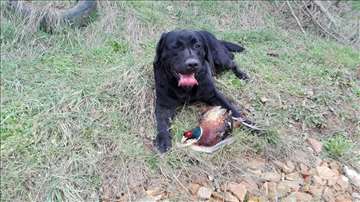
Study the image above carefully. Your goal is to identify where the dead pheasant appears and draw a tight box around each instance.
[178,106,263,153]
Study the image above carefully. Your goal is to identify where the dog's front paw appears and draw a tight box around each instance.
[155,132,172,153]
[238,72,250,81]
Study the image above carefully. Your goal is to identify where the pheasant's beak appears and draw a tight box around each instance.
[181,136,187,143]
[180,136,198,146]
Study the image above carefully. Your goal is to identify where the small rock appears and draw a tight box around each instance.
[336,175,349,190]
[285,180,301,192]
[211,192,223,200]
[302,183,310,193]
[332,167,340,177]
[322,187,335,202]
[247,196,261,202]
[145,188,164,201]
[352,192,360,200]
[212,192,239,202]
[291,149,310,165]
[305,89,314,97]
[189,183,201,195]
[286,161,296,172]
[308,185,324,198]
[313,175,326,185]
[220,183,228,192]
[320,161,329,167]
[261,182,277,199]
[224,192,240,202]
[260,96,268,103]
[248,169,262,176]
[315,157,323,167]
[208,175,214,181]
[286,172,303,182]
[308,168,317,176]
[191,175,209,186]
[283,193,296,201]
[246,158,266,170]
[241,178,260,194]
[197,186,213,200]
[327,176,339,186]
[209,198,222,202]
[307,138,322,154]
[332,184,342,192]
[166,5,173,11]
[335,193,352,202]
[284,192,313,202]
[295,192,313,201]
[261,172,281,182]
[329,161,341,171]
[137,196,157,202]
[316,165,336,180]
[299,163,310,175]
[276,181,292,197]
[273,160,286,170]
[228,182,247,202]
[273,160,294,174]
[343,165,360,189]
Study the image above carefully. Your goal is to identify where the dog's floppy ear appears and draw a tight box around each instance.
[154,32,168,66]
[197,31,214,68]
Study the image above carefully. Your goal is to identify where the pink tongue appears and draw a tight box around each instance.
[178,73,198,87]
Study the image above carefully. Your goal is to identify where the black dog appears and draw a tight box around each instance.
[154,30,249,153]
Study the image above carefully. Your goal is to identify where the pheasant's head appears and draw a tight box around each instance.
[181,127,202,145]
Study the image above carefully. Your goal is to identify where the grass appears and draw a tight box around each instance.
[1,1,359,201]
[324,134,354,158]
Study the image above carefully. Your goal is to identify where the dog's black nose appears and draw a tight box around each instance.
[185,58,200,71]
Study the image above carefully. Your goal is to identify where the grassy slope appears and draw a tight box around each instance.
[1,1,359,201]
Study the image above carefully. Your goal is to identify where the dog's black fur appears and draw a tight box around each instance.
[154,30,249,153]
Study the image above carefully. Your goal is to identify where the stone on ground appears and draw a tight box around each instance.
[197,186,213,200]
[316,165,337,180]
[212,192,239,202]
[284,192,313,201]
[273,160,295,174]
[308,185,324,198]
[189,183,201,195]
[227,182,248,202]
[261,172,281,182]
[306,137,323,154]
[322,187,335,202]
[343,165,360,189]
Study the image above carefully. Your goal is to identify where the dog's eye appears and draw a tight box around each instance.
[171,44,179,49]
[194,43,201,49]
[170,42,182,49]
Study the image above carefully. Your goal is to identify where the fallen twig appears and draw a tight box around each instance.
[313,1,338,28]
[302,1,346,43]
[286,1,307,37]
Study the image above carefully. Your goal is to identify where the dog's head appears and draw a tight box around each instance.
[154,30,212,88]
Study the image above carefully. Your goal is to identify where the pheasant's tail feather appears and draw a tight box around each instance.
[232,116,265,132]
[189,137,235,153]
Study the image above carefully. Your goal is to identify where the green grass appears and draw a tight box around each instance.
[1,1,360,201]
[324,134,354,158]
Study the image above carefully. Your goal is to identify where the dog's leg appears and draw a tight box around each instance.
[205,90,263,132]
[155,104,176,153]
[229,61,249,80]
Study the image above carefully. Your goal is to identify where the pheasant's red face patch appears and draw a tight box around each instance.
[183,131,193,138]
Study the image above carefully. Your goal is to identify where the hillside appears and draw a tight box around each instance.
[1,1,359,201]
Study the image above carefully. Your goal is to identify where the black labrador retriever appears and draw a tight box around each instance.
[154,29,249,153]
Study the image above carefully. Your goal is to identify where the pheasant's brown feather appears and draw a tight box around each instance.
[196,106,233,146]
